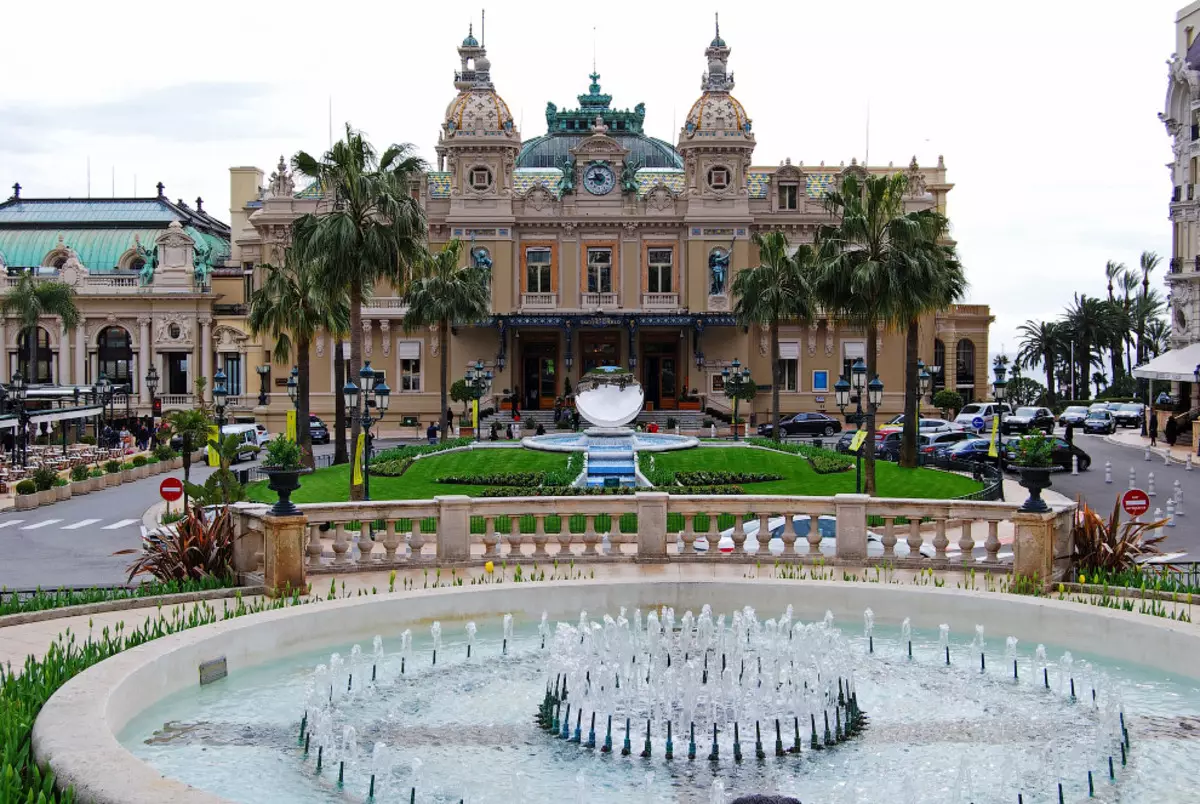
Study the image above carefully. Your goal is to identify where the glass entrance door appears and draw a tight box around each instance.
[520,343,557,410]
[641,340,679,410]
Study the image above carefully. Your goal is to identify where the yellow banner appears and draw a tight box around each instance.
[849,430,868,452]
[988,415,1000,458]
[472,399,479,431]
[352,433,365,486]
[285,409,297,442]
[207,424,220,466]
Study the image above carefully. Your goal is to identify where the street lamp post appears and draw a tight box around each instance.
[144,365,159,433]
[722,358,753,441]
[992,365,1008,502]
[256,364,271,406]
[9,371,28,467]
[463,360,493,442]
[834,358,870,494]
[213,368,228,430]
[95,372,114,444]
[343,361,390,504]
[287,366,299,408]
[867,374,884,486]
[917,360,932,464]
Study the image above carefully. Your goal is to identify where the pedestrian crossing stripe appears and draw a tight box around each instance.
[102,519,139,530]
[20,519,61,530]
[0,517,138,532]
[61,519,101,530]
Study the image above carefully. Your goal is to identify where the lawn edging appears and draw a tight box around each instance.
[0,584,266,628]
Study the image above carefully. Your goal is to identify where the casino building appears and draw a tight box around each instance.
[2,24,991,433]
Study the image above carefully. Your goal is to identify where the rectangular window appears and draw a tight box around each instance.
[167,353,189,395]
[470,168,492,190]
[587,248,613,293]
[647,248,673,293]
[222,355,242,396]
[811,370,830,392]
[780,359,798,391]
[841,341,866,388]
[400,359,421,392]
[778,184,798,210]
[526,248,553,293]
[242,264,254,302]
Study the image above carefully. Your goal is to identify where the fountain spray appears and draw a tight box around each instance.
[640,719,652,758]
[601,715,613,753]
[774,718,784,757]
[939,624,950,665]
[708,722,719,761]
[622,717,632,756]
[1005,636,1019,680]
[502,613,513,655]
[901,617,912,659]
[754,721,765,759]
[466,621,476,659]
[864,608,874,653]
[430,622,442,665]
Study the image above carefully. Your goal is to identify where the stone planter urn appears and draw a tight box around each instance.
[105,472,120,488]
[120,469,134,484]
[172,456,184,470]
[15,492,36,511]
[133,465,146,480]
[54,484,70,502]
[36,489,55,507]
[1016,466,1054,513]
[262,467,313,516]
[89,475,103,492]
[72,479,91,496]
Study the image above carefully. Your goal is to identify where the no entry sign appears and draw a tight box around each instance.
[159,477,184,503]
[1121,488,1150,518]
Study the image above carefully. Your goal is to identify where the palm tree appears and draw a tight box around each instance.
[813,172,928,492]
[1064,294,1114,399]
[732,231,816,442]
[1146,317,1171,358]
[1103,260,1128,382]
[165,407,210,510]
[400,240,491,442]
[890,209,965,468]
[1016,320,1062,404]
[1135,251,1161,365]
[0,274,80,382]
[1118,269,1141,375]
[248,258,350,469]
[291,124,426,495]
[1131,287,1165,367]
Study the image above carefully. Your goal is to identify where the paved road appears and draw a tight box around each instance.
[0,440,422,591]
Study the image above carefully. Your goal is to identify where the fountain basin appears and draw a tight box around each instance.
[33,573,1200,803]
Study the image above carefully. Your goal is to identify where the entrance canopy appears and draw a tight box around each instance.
[0,405,104,430]
[1132,343,1200,383]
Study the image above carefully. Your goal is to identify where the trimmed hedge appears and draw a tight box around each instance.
[745,437,853,474]
[371,457,415,477]
[438,471,547,486]
[673,471,781,485]
[370,437,473,465]
[478,484,747,497]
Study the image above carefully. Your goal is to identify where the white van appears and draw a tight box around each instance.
[220,424,262,462]
[953,402,1013,431]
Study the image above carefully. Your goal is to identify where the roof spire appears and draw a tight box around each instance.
[715,12,720,42]
[10,182,19,200]
[155,181,164,198]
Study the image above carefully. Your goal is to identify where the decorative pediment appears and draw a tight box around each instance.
[838,158,869,187]
[523,184,556,211]
[644,182,678,212]
[155,313,195,347]
[775,160,804,183]
[212,324,249,349]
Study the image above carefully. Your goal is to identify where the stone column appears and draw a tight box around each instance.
[635,492,669,560]
[1012,509,1059,585]
[199,317,213,402]
[262,512,309,596]
[944,337,958,392]
[436,495,472,561]
[58,323,70,385]
[832,494,870,560]
[74,322,85,385]
[138,317,151,405]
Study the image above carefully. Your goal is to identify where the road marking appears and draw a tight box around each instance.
[0,520,24,529]
[102,519,139,530]
[61,519,101,530]
[21,519,62,530]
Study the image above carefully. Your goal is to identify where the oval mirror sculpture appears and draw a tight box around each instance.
[573,367,644,430]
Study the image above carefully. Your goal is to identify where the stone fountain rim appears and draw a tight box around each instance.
[31,574,1200,804]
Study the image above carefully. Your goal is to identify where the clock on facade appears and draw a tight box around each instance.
[583,162,616,195]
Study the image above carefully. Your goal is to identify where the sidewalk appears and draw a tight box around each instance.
[1106,429,1199,466]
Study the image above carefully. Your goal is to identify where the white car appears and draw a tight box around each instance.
[953,402,1012,432]
[885,414,964,433]
[253,423,272,446]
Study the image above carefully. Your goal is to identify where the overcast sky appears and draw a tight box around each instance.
[0,0,1182,363]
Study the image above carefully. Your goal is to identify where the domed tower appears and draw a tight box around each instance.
[436,25,521,216]
[677,15,755,216]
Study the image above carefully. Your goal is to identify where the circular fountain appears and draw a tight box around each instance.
[522,367,698,487]
[35,579,1200,803]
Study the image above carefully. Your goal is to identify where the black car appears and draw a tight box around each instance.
[1001,436,1091,472]
[1002,406,1056,436]
[1082,410,1116,435]
[757,412,842,439]
[919,430,973,458]
[1113,403,1144,429]
[835,430,857,453]
[309,415,330,444]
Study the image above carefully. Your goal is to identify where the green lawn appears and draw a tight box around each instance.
[651,447,983,499]
[246,448,570,504]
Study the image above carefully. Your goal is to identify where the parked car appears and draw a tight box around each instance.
[1058,406,1090,427]
[920,430,973,458]
[1001,436,1090,472]
[1113,403,1144,429]
[1083,410,1116,435]
[944,438,996,464]
[1087,403,1110,415]
[1001,406,1056,436]
[309,414,330,444]
[253,423,272,447]
[874,430,904,461]
[222,424,264,462]
[835,430,857,454]
[757,412,842,438]
[884,415,964,433]
[953,402,1012,431]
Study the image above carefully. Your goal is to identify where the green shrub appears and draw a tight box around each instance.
[476,484,747,497]
[371,457,414,477]
[932,390,964,417]
[808,454,853,474]
[89,468,105,479]
[15,479,36,496]
[262,437,302,470]
[154,443,176,461]
[146,456,160,466]
[370,438,473,465]
[104,460,121,474]
[745,437,853,475]
[52,477,69,488]
[78,434,96,445]
[31,466,58,492]
[161,510,184,525]
[132,455,148,467]
[70,464,89,482]
[673,470,782,485]
[437,471,547,486]
[120,462,134,471]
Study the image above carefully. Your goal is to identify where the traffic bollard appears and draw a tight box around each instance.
[1165,448,1172,466]
[1154,507,1164,522]
[1145,445,1152,461]
[1072,455,1079,476]
[1188,454,1194,471]
[1149,472,1156,497]
[1167,498,1177,527]
[1104,461,1112,484]
[1129,467,1136,490]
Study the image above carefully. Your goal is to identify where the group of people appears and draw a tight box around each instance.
[1148,410,1181,448]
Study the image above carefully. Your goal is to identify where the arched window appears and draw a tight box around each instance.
[130,258,145,272]
[956,339,976,386]
[98,326,133,384]
[16,327,52,383]
[933,339,946,391]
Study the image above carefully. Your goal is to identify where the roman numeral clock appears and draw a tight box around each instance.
[583,161,616,195]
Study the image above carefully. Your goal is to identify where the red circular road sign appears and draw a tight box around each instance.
[159,477,184,502]
[1121,488,1150,518]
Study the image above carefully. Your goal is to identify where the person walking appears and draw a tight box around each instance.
[1149,411,1159,447]
[1165,415,1179,447]
[1064,420,1074,447]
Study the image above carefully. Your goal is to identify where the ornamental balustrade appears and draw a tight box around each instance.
[232,493,1074,585]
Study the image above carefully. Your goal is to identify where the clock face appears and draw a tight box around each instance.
[583,163,615,195]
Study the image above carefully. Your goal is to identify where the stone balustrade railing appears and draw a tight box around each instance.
[234,493,1074,594]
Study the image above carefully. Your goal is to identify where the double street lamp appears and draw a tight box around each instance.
[343,361,390,503]
[95,372,117,443]
[213,368,229,429]
[145,366,159,429]
[722,358,753,441]
[992,364,1008,502]
[256,363,271,406]
[835,357,883,494]
[8,371,28,467]
[463,360,493,441]
[286,366,299,408]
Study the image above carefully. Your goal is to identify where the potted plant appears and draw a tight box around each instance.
[70,463,91,495]
[104,459,122,488]
[120,462,135,484]
[1011,430,1055,513]
[32,466,58,507]
[260,437,311,516]
[53,476,71,502]
[14,479,37,510]
[145,455,160,475]
[88,467,105,491]
[132,454,149,479]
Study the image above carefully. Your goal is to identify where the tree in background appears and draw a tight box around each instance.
[0,275,80,382]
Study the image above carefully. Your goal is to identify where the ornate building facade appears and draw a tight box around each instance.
[1,25,992,432]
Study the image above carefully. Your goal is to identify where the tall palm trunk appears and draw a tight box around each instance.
[348,282,363,500]
[439,319,450,442]
[899,318,920,468]
[296,334,314,470]
[333,338,348,465]
[25,324,36,381]
[1077,341,1090,400]
[770,324,781,442]
[864,323,878,495]
[1043,346,1056,405]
